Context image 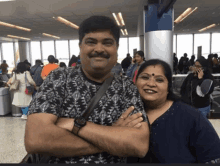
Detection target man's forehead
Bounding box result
[83,30,115,40]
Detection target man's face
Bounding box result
[79,30,118,75]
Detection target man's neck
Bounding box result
[81,67,112,83]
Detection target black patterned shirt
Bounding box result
[28,66,147,164]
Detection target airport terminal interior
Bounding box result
[0,0,220,163]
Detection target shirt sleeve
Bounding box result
[189,112,220,163]
[28,68,67,117]
[26,71,36,85]
[120,77,148,122]
[41,67,45,77]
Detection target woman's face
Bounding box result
[135,54,143,64]
[136,65,169,103]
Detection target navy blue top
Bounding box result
[127,101,220,163]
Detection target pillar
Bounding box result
[144,0,174,71]
[137,10,145,51]
[18,41,30,63]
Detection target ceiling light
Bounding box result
[0,21,31,31]
[118,12,125,26]
[198,24,216,32]
[174,8,195,24]
[54,16,79,29]
[180,7,198,22]
[124,29,128,35]
[42,33,60,39]
[7,35,30,40]
[120,29,125,35]
[112,13,120,26]
[0,0,15,2]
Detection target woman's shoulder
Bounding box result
[172,101,201,117]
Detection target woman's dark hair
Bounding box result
[59,62,67,68]
[68,55,78,67]
[136,59,179,101]
[79,15,120,45]
[15,62,28,74]
[135,50,145,61]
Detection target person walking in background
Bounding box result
[0,60,9,74]
[178,53,189,74]
[8,62,36,120]
[126,51,145,83]
[59,62,67,68]
[68,55,78,67]
[121,53,132,73]
[181,57,214,118]
[24,59,31,71]
[41,55,59,80]
[173,53,178,74]
[30,60,43,91]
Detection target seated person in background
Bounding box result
[25,15,150,164]
[68,55,78,67]
[59,62,67,68]
[127,59,220,163]
[0,60,9,74]
[181,57,214,118]
[41,55,59,80]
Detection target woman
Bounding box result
[181,57,214,118]
[8,62,36,119]
[127,59,220,163]
[126,51,145,83]
[68,55,78,67]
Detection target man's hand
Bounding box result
[56,118,74,132]
[113,106,143,128]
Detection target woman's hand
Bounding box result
[56,118,74,132]
[197,68,204,79]
[113,106,144,128]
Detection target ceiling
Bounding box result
[0,0,219,42]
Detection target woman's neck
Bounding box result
[144,99,171,113]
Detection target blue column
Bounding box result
[144,1,174,71]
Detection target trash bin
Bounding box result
[9,90,22,117]
[0,87,12,115]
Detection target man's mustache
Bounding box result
[89,53,110,59]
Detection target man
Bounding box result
[126,51,145,83]
[41,55,59,80]
[173,53,178,74]
[121,53,132,73]
[25,15,149,164]
[178,53,189,74]
[30,60,43,90]
[0,60,9,74]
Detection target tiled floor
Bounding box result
[0,117,219,163]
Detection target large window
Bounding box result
[177,34,193,60]
[30,41,41,65]
[70,40,80,59]
[118,37,128,63]
[56,40,69,66]
[2,42,14,69]
[194,33,210,59]
[42,41,55,64]
[173,35,176,54]
[129,37,140,58]
[212,33,220,56]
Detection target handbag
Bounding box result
[25,72,35,95]
[20,75,114,164]
[9,73,20,91]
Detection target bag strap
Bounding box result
[82,75,114,120]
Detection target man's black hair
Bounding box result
[79,15,120,45]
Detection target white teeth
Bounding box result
[146,90,155,93]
